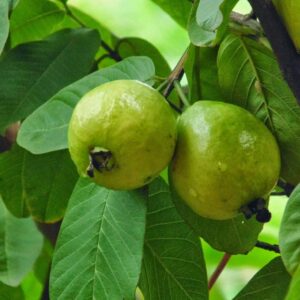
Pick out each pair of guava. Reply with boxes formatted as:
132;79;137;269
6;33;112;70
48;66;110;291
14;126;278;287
68;80;280;221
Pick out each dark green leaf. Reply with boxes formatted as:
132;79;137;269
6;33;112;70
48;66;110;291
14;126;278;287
117;37;170;77
233;257;291;299
169;172;263;254
188;0;237;46
185;45;223;102
23;150;78;223
285;263;300;300
0;145;30;218
50;178;147;300
0;282;24;300
0;28;100;132
9;0;65;47
217;34;300;185
279;184;300;274
0;0;10;54
151;0;192;28
0;199;43;286
17;56;155;154
139;177;208;299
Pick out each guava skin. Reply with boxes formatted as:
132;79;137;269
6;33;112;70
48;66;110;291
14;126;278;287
170;101;281;220
68;80;177;190
273;0;300;52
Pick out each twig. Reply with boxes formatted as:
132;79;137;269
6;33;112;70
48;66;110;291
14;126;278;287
163;47;189;98
208;253;231;290
62;2;121;62
255;241;280;253
248;0;300;104
173;80;190;108
277;179;295;197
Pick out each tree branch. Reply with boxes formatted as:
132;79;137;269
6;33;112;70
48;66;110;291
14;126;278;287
248;0;300;104
208;253;231;290
163;47;189;99
255;241;280;253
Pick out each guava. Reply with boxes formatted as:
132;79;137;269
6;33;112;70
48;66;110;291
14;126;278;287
169;101;281;220
273;0;300;52
68;80;177;190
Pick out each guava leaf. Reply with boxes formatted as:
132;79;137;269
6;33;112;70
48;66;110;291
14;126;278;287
0;144;78;222
50;178;147;300
0;282;24;300
169;174;264;254
117;37;170;77
9;0;65;47
139;177;208;300
0;0;10;55
0;28;100;133
285;263;300;300
0;198;43;286
17;56;155;154
185;45;223;103
151;0;192;28
23;150;78;223
233;256;291;299
188;0;237;47
279;184;300;274
217;34;300;185
0;145;30;218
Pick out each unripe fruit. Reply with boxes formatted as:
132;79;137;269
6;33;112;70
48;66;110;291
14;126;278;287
170;101;281;220
68;80;177;190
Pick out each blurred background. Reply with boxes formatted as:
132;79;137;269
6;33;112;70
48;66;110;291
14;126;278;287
67;0;287;298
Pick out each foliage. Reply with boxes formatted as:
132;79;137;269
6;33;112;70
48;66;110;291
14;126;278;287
0;0;299;299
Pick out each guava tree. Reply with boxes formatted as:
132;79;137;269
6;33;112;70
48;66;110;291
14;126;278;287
0;0;300;299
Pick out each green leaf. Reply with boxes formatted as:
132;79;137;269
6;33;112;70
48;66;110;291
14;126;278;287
0;0;10;54
17;56;155;154
279;184;300;274
169;172;263;254
139;177;208;299
50;178;147;300
188;0;237;47
0;199;43;286
217;34;300;185
0;28;100;132
185;45;223;102
9;0;65;47
117;37;170;77
285;263;300;300
0;145;30;218
0;281;24;300
0;145;77;222
151;0;192;28
23;150;78;223
233;257;291;299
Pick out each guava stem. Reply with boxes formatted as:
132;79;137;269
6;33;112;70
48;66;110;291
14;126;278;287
208;253;232;290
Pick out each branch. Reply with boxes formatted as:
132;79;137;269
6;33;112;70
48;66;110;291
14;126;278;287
62;2;121;62
208;253;231;290
248;0;300;104
255;241;280;253
163;47;189;99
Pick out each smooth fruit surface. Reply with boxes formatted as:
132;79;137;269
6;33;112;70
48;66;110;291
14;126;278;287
273;0;300;52
68;80;177;190
170;101;280;220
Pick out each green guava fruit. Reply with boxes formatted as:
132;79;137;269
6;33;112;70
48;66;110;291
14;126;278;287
68;80;177;190
273;0;300;52
169;101;281;220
